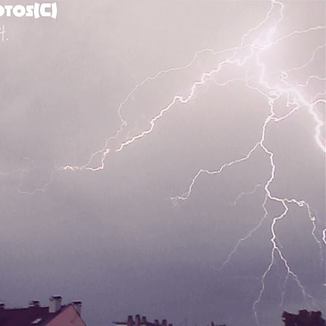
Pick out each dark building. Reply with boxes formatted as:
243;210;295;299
282;310;325;326
114;314;173;326
0;296;86;326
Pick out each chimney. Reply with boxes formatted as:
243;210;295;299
49;296;62;313
162;319;167;326
135;315;141;326
141;316;147;325
127;315;134;326
72;301;82;315
29;301;40;308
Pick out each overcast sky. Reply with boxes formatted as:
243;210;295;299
0;1;325;326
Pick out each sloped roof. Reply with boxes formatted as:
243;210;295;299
0;305;67;326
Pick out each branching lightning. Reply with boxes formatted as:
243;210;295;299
4;0;325;323
169;1;325;322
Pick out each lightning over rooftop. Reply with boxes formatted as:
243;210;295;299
0;1;325;325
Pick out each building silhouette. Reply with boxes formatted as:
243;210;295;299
282;310;325;326
114;314;173;326
0;296;86;326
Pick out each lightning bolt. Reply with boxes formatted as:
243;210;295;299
63;46;238;172
163;1;324;324
230;183;262;207
61;0;285;172
61;1;325;173
5;0;325;323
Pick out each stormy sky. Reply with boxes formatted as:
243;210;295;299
0;1;325;326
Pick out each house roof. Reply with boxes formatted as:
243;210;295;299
0;305;68;326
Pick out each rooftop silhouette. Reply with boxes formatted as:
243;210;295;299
282;310;325;326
